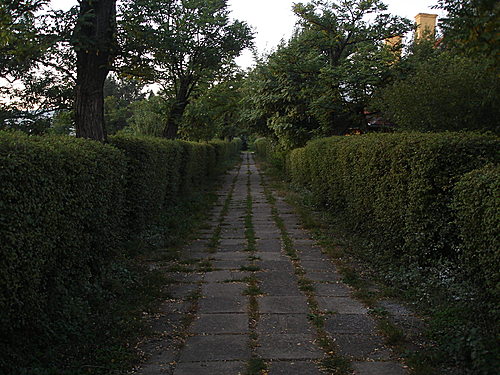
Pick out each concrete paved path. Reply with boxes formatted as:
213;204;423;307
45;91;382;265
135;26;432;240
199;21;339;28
135;153;409;375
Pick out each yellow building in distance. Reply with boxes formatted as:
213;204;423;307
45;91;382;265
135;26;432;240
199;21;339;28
415;13;438;40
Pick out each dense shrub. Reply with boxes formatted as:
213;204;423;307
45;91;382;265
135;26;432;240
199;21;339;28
282;133;499;268
254;137;287;172
259;133;499;373
210;138;242;166
453;164;500;299
0;132;241;372
254;137;272;159
373;53;499;133
109;136;183;233
0;132;127;370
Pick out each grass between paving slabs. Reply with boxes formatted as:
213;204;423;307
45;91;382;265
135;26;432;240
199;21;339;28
207;163;241;253
244;154;268;375
258;168;352;375
256;160;447;375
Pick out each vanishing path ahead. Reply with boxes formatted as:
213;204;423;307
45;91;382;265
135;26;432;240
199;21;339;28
136;153;408;375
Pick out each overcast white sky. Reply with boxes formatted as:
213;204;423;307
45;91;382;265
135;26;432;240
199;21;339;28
51;0;446;68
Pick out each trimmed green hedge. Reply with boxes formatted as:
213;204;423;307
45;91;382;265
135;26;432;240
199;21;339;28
262;132;499;270
258;133;499;373
286;133;498;264
107;136;241;234
0;132;241;372
109;136;183;234
453;164;499;298
0;132;127;369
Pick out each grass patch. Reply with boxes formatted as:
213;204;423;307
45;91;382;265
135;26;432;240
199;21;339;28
246;357;267;375
240;264;261;272
298;278;315;293
244;284;263;296
319;356;352;375
308;313;325;329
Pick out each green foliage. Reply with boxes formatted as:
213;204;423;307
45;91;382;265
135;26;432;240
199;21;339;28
119;0;253;138
453;164;500;300
372;52;499;132
0;0;50;76
48;110;74;135
0;131;126;372
103;75;146;135
259;132;500;373
0;131;240;373
253;137;287;173
109;135;183;234
282;133;498;268
241;0;410;148
437;0;500;65
124;94;170;137
0;2;77;133
180;73;246;141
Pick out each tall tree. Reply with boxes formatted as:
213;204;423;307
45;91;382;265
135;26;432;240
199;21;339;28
437;0;499;64
72;0;117;141
120;0;253;139
241;0;410;148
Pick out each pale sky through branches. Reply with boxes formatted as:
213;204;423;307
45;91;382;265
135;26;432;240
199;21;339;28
51;0;447;69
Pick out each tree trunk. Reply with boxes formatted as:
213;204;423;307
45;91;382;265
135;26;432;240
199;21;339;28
163;79;190;139
73;0;116;141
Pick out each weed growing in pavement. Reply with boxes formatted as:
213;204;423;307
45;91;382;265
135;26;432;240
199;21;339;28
244;153;268;375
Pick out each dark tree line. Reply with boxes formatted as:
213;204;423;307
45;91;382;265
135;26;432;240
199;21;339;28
0;0;253;141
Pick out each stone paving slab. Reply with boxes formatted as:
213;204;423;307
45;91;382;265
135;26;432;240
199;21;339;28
258;314;313;335
212;259;249;270
139;363;171;374
324;314;377;334
261;270;299;284
198;296;247;313
256;239;282;252
260;280;303;296
220;238;247;246
173;361;246;375
179;335;251;362
258;334;323;360
314;282;352;297
165;284;199;299
191;313;249;334
317;296;369;314
293;238;316;246
157;300;191;314
259;296;309;313
352;361;408;375
204;270;250;283
211;252;249;261
306;271;341;283
301;260;336;271
138;346;177;373
333;334;392;360
267;360;324;375
259;260;295;271
259;253;287;261
201;282;245;297
149;313;185;335
167;272;204;283
217;244;247;252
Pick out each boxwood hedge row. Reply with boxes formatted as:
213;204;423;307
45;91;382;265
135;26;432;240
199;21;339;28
257;133;498;286
0;132;241;372
452;164;499;300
